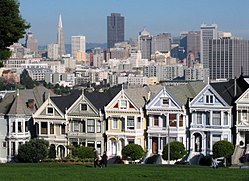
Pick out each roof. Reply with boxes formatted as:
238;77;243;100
0;86;56;116
167;81;206;106
211;76;249;105
124;87;149;108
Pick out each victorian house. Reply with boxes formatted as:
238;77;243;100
0;86;54;162
188;82;233;161
104;87;149;157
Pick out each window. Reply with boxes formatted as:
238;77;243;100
11;142;15;156
61;124;66;134
47;107;54;114
120;100;127;109
12;122;15;133
87;119;95;133
18;122;22;132
50;124;54;134
242;110;247;120
212;134;221;146
137;117;141;129
74;121;79;132
162;98;169;106
81;104;87;111
128;139;134;144
41;122;48;134
2;142;6;148
224;112;228;125
82;120;86;133
112;118;118;129
179;115;183;127
154;115;159;126
212;111;221;125
25;121;28;132
197;112;202;124
97;121;101;133
127;116;135;130
205;95;214;104
169;114;177;127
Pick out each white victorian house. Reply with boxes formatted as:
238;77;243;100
189;83;232;160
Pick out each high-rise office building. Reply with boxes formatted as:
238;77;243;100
200;24;218;68
186;31;200;61
47;43;59;60
138;28;152;60
57;14;66;58
107;13;125;48
25;32;38;53
71;35;86;61
209;38;249;80
152;33;171;54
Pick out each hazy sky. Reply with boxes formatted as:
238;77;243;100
19;0;249;45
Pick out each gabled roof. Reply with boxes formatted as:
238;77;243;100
167;81;206;106
124;87;150;108
0;86;56;116
85;86;122;110
211;76;249;105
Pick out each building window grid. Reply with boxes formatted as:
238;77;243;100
212;111;221;125
127;116;135;130
112;118;118;129
87;119;95;133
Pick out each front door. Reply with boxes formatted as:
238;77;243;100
152;137;158;154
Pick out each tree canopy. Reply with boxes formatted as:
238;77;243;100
0;0;30;60
162;141;187;161
213;140;234;159
122;143;144;161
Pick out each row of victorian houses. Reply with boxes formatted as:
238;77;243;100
1;76;249;165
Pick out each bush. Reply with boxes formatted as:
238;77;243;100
213;140;234;159
122;144;144;161
18;139;49;163
162;141;187;161
72;146;94;159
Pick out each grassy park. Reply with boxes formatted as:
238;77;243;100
0;163;248;181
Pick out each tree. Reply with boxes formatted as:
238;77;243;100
213;140;234;166
20;69;35;89
122;144;144;161
18;139;49;163
162;141;187;161
0;0;30;61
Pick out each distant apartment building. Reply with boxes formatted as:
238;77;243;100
107;13;125;48
71;35;86;61
200;24;218;68
138;28;152;60
6;58;40;68
184;63;209;81
45;72;75;87
47;43;59;60
26;68;52;81
152;33;171;54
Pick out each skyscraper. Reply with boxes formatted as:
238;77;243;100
71;35;86;61
57;14;66;58
107;13;124;48
186;31;200;61
200;24;218;68
151;33;171;54
209;38;249;80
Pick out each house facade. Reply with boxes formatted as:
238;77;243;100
189;83;232;158
104;87;148;157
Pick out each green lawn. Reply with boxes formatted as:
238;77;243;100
0;163;248;181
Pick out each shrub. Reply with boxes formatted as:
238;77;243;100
72;146;94;159
122;144;144;161
213;140;234;159
162;141;187;161
18;139;49;163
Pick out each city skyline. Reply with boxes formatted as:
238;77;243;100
19;0;249;45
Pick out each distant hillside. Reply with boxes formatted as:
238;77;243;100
38;43;107;54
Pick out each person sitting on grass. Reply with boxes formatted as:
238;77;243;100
93;148;102;168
